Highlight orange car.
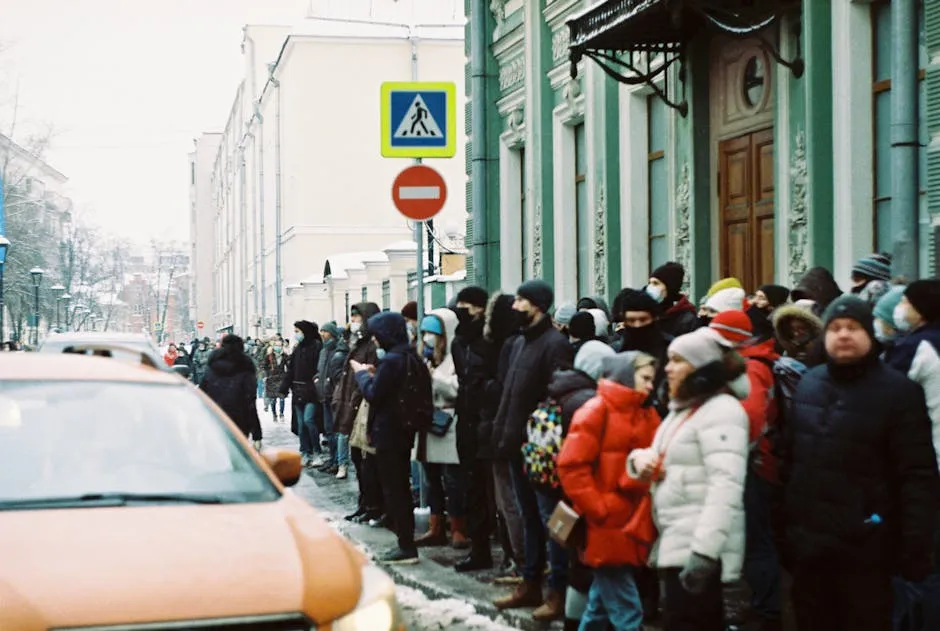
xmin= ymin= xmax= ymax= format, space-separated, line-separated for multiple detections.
xmin=0 ymin=354 xmax=405 ymax=631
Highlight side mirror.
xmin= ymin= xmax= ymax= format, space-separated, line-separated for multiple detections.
xmin=262 ymin=448 xmax=302 ymax=487
xmin=172 ymin=364 xmax=192 ymax=378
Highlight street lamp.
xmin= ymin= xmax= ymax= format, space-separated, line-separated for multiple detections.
xmin=29 ymin=267 xmax=43 ymax=345
xmin=61 ymin=293 xmax=72 ymax=330
xmin=0 ymin=236 xmax=10 ymax=343
xmin=50 ymin=284 xmax=65 ymax=332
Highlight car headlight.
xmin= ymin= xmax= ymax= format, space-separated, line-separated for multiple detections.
xmin=331 ymin=564 xmax=403 ymax=631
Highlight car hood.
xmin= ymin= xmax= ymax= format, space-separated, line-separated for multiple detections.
xmin=0 ymin=492 xmax=363 ymax=630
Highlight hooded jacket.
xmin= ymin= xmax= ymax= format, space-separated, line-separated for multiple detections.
xmin=627 ymin=356 xmax=750 ymax=582
xmin=772 ymin=304 xmax=825 ymax=367
xmin=200 ymin=341 xmax=262 ymax=440
xmin=558 ymin=354 xmax=661 ymax=568
xmin=333 ymin=302 xmax=381 ymax=436
xmin=353 ymin=311 xmax=417 ymax=453
xmin=413 ymin=308 xmax=460 ymax=465
xmin=476 ymin=294 xmax=518 ymax=459
xmin=546 ymin=369 xmax=598 ymax=435
xmin=452 ymin=307 xmax=498 ymax=463
xmin=315 ymin=332 xmax=339 ymax=402
xmin=791 ymin=267 xmax=843 ymax=316
xmin=279 ymin=321 xmax=321 ymax=403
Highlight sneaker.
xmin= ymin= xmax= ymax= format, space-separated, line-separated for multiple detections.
xmin=368 ymin=514 xmax=389 ymax=528
xmin=310 ymin=455 xmax=327 ymax=468
xmin=344 ymin=508 xmax=366 ymax=522
xmin=379 ymin=547 xmax=418 ymax=565
xmin=493 ymin=559 xmax=523 ymax=585
xmin=336 ymin=465 xmax=348 ymax=479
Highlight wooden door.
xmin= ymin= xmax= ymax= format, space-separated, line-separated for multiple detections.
xmin=718 ymin=128 xmax=775 ymax=291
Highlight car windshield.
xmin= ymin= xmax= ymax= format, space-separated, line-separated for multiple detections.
xmin=0 ymin=381 xmax=279 ymax=508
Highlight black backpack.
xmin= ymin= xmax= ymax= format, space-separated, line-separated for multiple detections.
xmin=398 ymin=351 xmax=434 ymax=434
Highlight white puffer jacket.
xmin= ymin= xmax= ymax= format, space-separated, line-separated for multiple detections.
xmin=412 ymin=308 xmax=460 ymax=465
xmin=630 ymin=392 xmax=749 ymax=582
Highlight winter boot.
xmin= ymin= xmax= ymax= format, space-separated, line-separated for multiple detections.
xmin=414 ymin=514 xmax=447 ymax=547
xmin=532 ymin=588 xmax=565 ymax=622
xmin=493 ymin=579 xmax=543 ymax=610
xmin=449 ymin=516 xmax=471 ymax=550
xmin=455 ymin=545 xmax=493 ymax=573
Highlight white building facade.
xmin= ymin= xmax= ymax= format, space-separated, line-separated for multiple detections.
xmin=205 ymin=0 xmax=467 ymax=336
xmin=188 ymin=133 xmax=222 ymax=334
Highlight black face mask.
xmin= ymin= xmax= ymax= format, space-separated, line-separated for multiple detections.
xmin=455 ymin=307 xmax=474 ymax=326
xmin=511 ymin=309 xmax=533 ymax=330
xmin=698 ymin=315 xmax=713 ymax=328
xmin=621 ymin=324 xmax=658 ymax=351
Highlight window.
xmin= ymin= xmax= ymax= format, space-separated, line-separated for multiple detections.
xmin=574 ymin=124 xmax=590 ymax=295
xmin=361 ymin=287 xmax=368 ymax=302
xmin=648 ymin=95 xmax=669 ymax=272
xmin=190 ymin=162 xmax=196 ymax=186
xmin=871 ymin=1 xmax=927 ymax=254
xmin=519 ymin=147 xmax=528 ymax=278
xmin=382 ymin=280 xmax=390 ymax=311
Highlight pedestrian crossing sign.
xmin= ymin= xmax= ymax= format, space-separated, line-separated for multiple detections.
xmin=381 ymin=81 xmax=457 ymax=158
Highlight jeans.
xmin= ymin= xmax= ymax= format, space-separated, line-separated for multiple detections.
xmin=322 ymin=404 xmax=336 ymax=466
xmin=465 ymin=459 xmax=497 ymax=556
xmin=743 ymin=469 xmax=781 ymax=621
xmin=422 ymin=462 xmax=466 ymax=517
xmin=265 ymin=397 xmax=285 ymax=417
xmin=492 ymin=460 xmax=525 ymax=563
xmin=580 ymin=566 xmax=644 ymax=631
xmin=376 ymin=448 xmax=415 ymax=551
xmin=509 ymin=457 xmax=568 ymax=590
xmin=295 ymin=402 xmax=320 ymax=456
xmin=256 ymin=378 xmax=264 ymax=399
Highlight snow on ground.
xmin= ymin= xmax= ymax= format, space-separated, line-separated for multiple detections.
xmin=395 ymin=584 xmax=520 ymax=631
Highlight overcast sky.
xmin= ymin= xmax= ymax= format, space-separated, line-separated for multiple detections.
xmin=0 ymin=0 xmax=306 ymax=243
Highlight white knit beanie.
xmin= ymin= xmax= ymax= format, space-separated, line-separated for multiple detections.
xmin=705 ymin=287 xmax=746 ymax=314
xmin=668 ymin=328 xmax=733 ymax=369
xmin=574 ymin=340 xmax=616 ymax=381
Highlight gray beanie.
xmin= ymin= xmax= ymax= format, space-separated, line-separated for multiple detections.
xmin=554 ymin=301 xmax=577 ymax=326
xmin=574 ymin=340 xmax=616 ymax=381
xmin=668 ymin=328 xmax=734 ymax=369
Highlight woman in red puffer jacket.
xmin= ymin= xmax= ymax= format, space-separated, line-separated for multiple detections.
xmin=558 ymin=351 xmax=661 ymax=631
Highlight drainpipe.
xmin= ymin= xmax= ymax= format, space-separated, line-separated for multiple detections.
xmin=257 ymin=106 xmax=267 ymax=334
xmin=246 ymin=31 xmax=261 ymax=334
xmin=470 ymin=0 xmax=489 ymax=288
xmin=272 ymin=71 xmax=284 ymax=334
xmin=891 ymin=0 xmax=920 ymax=280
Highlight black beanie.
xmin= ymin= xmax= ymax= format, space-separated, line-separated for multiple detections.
xmin=456 ymin=286 xmax=489 ymax=309
xmin=759 ymin=284 xmax=791 ymax=308
xmin=651 ymin=262 xmax=685 ymax=298
xmin=569 ymin=311 xmax=596 ymax=341
xmin=615 ymin=288 xmax=661 ymax=317
xmin=517 ymin=280 xmax=554 ymax=313
xmin=823 ymin=295 xmax=875 ymax=339
xmin=905 ymin=279 xmax=940 ymax=324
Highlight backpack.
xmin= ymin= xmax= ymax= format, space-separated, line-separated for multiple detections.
xmin=398 ymin=351 xmax=434 ymax=434
xmin=752 ymin=355 xmax=808 ymax=477
xmin=521 ymin=398 xmax=565 ymax=489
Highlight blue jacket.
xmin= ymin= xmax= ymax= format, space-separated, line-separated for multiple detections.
xmin=353 ymin=312 xmax=415 ymax=452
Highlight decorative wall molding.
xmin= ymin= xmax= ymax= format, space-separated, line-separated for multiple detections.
xmin=551 ymin=28 xmax=570 ymax=65
xmin=674 ymin=163 xmax=692 ymax=295
xmin=504 ymin=108 xmax=525 ymax=147
xmin=490 ymin=0 xmax=506 ymax=40
xmin=563 ymin=78 xmax=582 ymax=111
xmin=788 ymin=131 xmax=809 ymax=286
xmin=532 ymin=202 xmax=543 ymax=277
xmin=593 ymin=187 xmax=608 ymax=293
xmin=499 ymin=55 xmax=526 ymax=92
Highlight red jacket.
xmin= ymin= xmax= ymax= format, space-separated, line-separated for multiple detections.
xmin=739 ymin=339 xmax=779 ymax=444
xmin=557 ymin=379 xmax=661 ymax=568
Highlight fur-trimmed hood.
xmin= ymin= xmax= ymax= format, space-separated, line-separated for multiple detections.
xmin=484 ymin=293 xmax=516 ymax=344
xmin=773 ymin=304 xmax=824 ymax=359
xmin=672 ymin=351 xmax=748 ymax=409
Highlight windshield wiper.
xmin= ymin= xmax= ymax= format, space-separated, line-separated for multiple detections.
xmin=0 ymin=492 xmax=227 ymax=510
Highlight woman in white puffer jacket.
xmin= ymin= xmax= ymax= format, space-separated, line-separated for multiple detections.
xmin=627 ymin=327 xmax=749 ymax=631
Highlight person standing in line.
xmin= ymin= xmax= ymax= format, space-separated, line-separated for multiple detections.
xmin=315 ymin=321 xmax=343 ymax=475
xmin=279 ymin=321 xmax=322 ymax=468
xmin=200 ymin=334 xmax=263 ymax=449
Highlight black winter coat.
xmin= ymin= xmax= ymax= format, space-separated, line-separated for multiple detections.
xmin=477 ymin=332 xmax=520 ymax=460
xmin=315 ymin=338 xmax=338 ymax=402
xmin=280 ymin=336 xmax=321 ymax=404
xmin=492 ymin=316 xmax=574 ymax=460
xmin=780 ymin=357 xmax=938 ymax=578
xmin=200 ymin=348 xmax=262 ymax=440
xmin=452 ymin=317 xmax=498 ymax=463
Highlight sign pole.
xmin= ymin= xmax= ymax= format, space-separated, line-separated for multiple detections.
xmin=415 ymin=160 xmax=424 ymax=321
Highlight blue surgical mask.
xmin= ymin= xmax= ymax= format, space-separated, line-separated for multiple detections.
xmin=893 ymin=305 xmax=912 ymax=333
xmin=294 ymin=333 xmax=304 ymax=343
xmin=646 ymin=284 xmax=665 ymax=303
xmin=376 ymin=348 xmax=387 ymax=360
xmin=422 ymin=345 xmax=434 ymax=360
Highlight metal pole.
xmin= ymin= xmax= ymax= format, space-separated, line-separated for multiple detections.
xmin=470 ymin=0 xmax=490 ymax=288
xmin=411 ymin=28 xmax=425 ymax=321
xmin=257 ymin=111 xmax=267 ymax=335
xmin=0 ymin=265 xmax=5 ymax=342
xmin=33 ymin=285 xmax=39 ymax=345
xmin=274 ymin=79 xmax=284 ymax=335
xmin=891 ymin=0 xmax=920 ymax=280
xmin=55 ymin=299 xmax=60 ymax=331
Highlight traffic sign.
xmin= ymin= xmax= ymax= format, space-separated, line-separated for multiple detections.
xmin=392 ymin=165 xmax=447 ymax=221
xmin=197 ymin=321 xmax=205 ymax=330
xmin=381 ymin=82 xmax=457 ymax=158
xmin=153 ymin=322 xmax=162 ymax=332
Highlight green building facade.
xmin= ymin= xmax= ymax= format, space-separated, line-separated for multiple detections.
xmin=466 ymin=0 xmax=939 ymax=302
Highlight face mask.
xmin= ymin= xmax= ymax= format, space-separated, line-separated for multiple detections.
xmin=698 ymin=315 xmax=713 ymax=328
xmin=873 ymin=320 xmax=895 ymax=344
xmin=376 ymin=348 xmax=387 ymax=360
xmin=294 ymin=333 xmax=304 ymax=343
xmin=423 ymin=334 xmax=438 ymax=348
xmin=894 ymin=305 xmax=912 ymax=332
xmin=422 ymin=345 xmax=435 ymax=360
xmin=455 ymin=307 xmax=473 ymax=325
xmin=645 ymin=285 xmax=665 ymax=304
xmin=350 ymin=322 xmax=362 ymax=334
xmin=274 ymin=346 xmax=282 ymax=354
xmin=512 ymin=309 xmax=533 ymax=330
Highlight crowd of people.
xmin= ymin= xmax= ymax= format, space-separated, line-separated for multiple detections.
xmin=180 ymin=252 xmax=940 ymax=631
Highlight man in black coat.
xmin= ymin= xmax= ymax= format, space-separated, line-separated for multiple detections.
xmin=491 ymin=280 xmax=573 ymax=617
xmin=781 ymin=295 xmax=938 ymax=631
xmin=315 ymin=321 xmax=343 ymax=475
xmin=200 ymin=334 xmax=262 ymax=448
xmin=451 ymin=286 xmax=499 ymax=572
xmin=280 ymin=320 xmax=322 ymax=468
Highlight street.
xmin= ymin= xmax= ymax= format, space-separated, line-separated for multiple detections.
xmin=258 ymin=405 xmax=548 ymax=631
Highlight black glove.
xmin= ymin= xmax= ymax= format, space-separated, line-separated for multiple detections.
xmin=679 ymin=552 xmax=720 ymax=595
xmin=722 ymin=579 xmax=751 ymax=626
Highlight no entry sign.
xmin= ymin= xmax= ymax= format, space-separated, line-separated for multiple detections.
xmin=392 ymin=165 xmax=447 ymax=221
